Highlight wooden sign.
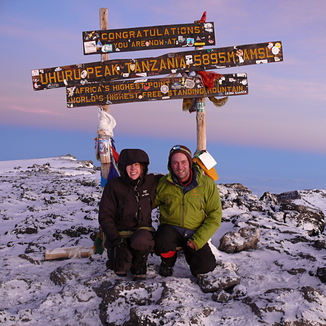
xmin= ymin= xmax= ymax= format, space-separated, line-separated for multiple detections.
xmin=66 ymin=73 xmax=248 ymax=107
xmin=32 ymin=41 xmax=282 ymax=91
xmin=82 ymin=22 xmax=215 ymax=54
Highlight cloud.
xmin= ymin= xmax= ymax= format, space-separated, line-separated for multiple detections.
xmin=7 ymin=105 xmax=64 ymax=116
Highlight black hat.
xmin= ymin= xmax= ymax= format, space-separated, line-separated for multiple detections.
xmin=168 ymin=145 xmax=193 ymax=169
xmin=118 ymin=148 xmax=149 ymax=177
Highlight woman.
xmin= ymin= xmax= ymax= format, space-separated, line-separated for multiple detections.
xmin=99 ymin=148 xmax=160 ymax=280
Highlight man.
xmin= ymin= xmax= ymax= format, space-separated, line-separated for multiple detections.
xmin=154 ymin=145 xmax=222 ymax=277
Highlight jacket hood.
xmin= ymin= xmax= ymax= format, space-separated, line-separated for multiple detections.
xmin=118 ymin=149 xmax=149 ymax=180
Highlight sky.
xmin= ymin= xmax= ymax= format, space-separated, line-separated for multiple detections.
xmin=0 ymin=0 xmax=325 ymax=196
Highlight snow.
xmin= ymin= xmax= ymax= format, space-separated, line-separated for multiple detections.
xmin=0 ymin=155 xmax=325 ymax=325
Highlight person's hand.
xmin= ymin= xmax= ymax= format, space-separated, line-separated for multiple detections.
xmin=187 ymin=240 xmax=195 ymax=249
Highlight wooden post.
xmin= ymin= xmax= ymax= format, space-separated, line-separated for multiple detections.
xmin=98 ymin=8 xmax=111 ymax=181
xmin=196 ymin=98 xmax=206 ymax=151
xmin=195 ymin=15 xmax=206 ymax=153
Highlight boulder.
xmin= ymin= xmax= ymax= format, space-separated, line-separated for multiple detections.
xmin=219 ymin=226 xmax=260 ymax=253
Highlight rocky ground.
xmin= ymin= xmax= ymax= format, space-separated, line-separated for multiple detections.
xmin=0 ymin=155 xmax=325 ymax=325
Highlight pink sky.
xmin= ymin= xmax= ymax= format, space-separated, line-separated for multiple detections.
xmin=0 ymin=0 xmax=325 ymax=195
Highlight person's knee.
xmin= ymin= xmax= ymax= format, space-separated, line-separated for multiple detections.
xmin=130 ymin=229 xmax=154 ymax=251
xmin=154 ymin=225 xmax=180 ymax=254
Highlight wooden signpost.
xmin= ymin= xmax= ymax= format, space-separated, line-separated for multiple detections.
xmin=31 ymin=8 xmax=283 ymax=182
xmin=32 ymin=41 xmax=282 ymax=91
xmin=66 ymin=73 xmax=248 ymax=107
xmin=83 ymin=22 xmax=215 ymax=54
xmin=98 ymin=8 xmax=111 ymax=180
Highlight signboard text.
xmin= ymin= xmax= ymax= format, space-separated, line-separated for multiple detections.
xmin=66 ymin=73 xmax=248 ymax=107
xmin=32 ymin=41 xmax=282 ymax=91
xmin=83 ymin=22 xmax=215 ymax=54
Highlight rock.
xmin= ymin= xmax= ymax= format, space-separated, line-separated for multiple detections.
xmin=99 ymin=279 xmax=215 ymax=325
xmin=232 ymin=284 xmax=247 ymax=298
xmin=282 ymin=204 xmax=325 ymax=236
xmin=243 ymin=286 xmax=326 ymax=325
xmin=316 ymin=267 xmax=326 ymax=283
xmin=1 ymin=159 xmax=326 ymax=326
xmin=18 ymin=254 xmax=41 ymax=265
xmin=219 ymin=226 xmax=260 ymax=253
xmin=197 ymin=264 xmax=241 ymax=293
xmin=276 ymin=190 xmax=301 ymax=201
xmin=211 ymin=289 xmax=231 ymax=302
xmin=313 ymin=240 xmax=326 ymax=250
xmin=260 ymin=191 xmax=278 ymax=205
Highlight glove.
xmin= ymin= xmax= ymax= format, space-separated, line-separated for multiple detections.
xmin=112 ymin=241 xmax=132 ymax=272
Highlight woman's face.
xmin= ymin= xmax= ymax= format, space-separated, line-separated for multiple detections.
xmin=126 ymin=163 xmax=143 ymax=180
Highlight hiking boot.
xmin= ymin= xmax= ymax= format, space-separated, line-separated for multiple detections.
xmin=115 ymin=271 xmax=127 ymax=277
xmin=133 ymin=274 xmax=146 ymax=281
xmin=159 ymin=263 xmax=173 ymax=277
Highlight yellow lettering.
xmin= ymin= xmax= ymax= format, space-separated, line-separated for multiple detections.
xmin=186 ymin=26 xmax=194 ymax=34
xmin=159 ymin=58 xmax=167 ymax=70
xmin=65 ymin=70 xmax=73 ymax=81
xmin=86 ymin=67 xmax=94 ymax=78
xmin=258 ymin=48 xmax=265 ymax=59
xmin=73 ymin=69 xmax=81 ymax=80
xmin=56 ymin=71 xmax=64 ymax=82
xmin=111 ymin=64 xmax=120 ymax=75
xmin=166 ymin=57 xmax=176 ymax=69
xmin=243 ymin=49 xmax=250 ymax=60
xmin=179 ymin=57 xmax=186 ymax=68
xmin=150 ymin=59 xmax=158 ymax=71
xmin=134 ymin=61 xmax=141 ymax=72
xmin=104 ymin=65 xmax=112 ymax=76
xmin=218 ymin=52 xmax=226 ymax=63
xmin=249 ymin=48 xmax=258 ymax=60
xmin=40 ymin=73 xmax=48 ymax=84
xmin=202 ymin=53 xmax=210 ymax=65
xmin=95 ymin=66 xmax=103 ymax=78
xmin=48 ymin=73 xmax=57 ymax=83
xmin=227 ymin=51 xmax=235 ymax=63
xmin=141 ymin=60 xmax=150 ymax=72
xmin=193 ymin=54 xmax=202 ymax=66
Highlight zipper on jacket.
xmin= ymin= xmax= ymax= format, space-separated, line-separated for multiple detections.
xmin=181 ymin=192 xmax=185 ymax=228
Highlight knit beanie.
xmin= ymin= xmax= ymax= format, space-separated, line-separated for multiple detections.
xmin=168 ymin=145 xmax=193 ymax=169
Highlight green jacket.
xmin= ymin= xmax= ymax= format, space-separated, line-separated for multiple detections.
xmin=154 ymin=165 xmax=222 ymax=250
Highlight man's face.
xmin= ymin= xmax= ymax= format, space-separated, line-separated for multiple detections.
xmin=171 ymin=153 xmax=190 ymax=182
xmin=126 ymin=163 xmax=142 ymax=180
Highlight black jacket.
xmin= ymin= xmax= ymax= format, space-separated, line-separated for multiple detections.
xmin=98 ymin=149 xmax=160 ymax=247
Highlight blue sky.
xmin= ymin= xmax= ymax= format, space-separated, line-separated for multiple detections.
xmin=0 ymin=0 xmax=325 ymax=196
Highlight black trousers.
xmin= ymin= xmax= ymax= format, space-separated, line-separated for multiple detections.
xmin=106 ymin=229 xmax=154 ymax=275
xmin=154 ymin=224 xmax=216 ymax=275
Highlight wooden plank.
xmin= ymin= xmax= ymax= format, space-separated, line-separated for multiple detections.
xmin=98 ymin=8 xmax=111 ymax=171
xmin=66 ymin=73 xmax=248 ymax=107
xmin=32 ymin=41 xmax=282 ymax=91
xmin=82 ymin=22 xmax=215 ymax=54
xmin=44 ymin=246 xmax=93 ymax=260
